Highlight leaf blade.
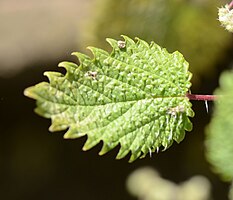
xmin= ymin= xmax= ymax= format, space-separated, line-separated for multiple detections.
xmin=24 ymin=36 xmax=193 ymax=161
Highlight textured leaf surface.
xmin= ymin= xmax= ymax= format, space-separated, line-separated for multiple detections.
xmin=24 ymin=36 xmax=194 ymax=162
xmin=206 ymin=71 xmax=233 ymax=180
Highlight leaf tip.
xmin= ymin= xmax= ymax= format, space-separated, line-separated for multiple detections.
xmin=43 ymin=71 xmax=51 ymax=78
xmin=23 ymin=85 xmax=38 ymax=100
xmin=82 ymin=146 xmax=89 ymax=151
xmin=106 ymin=38 xmax=118 ymax=49
xmin=71 ymin=52 xmax=79 ymax=57
xmin=58 ymin=61 xmax=66 ymax=68
xmin=58 ymin=61 xmax=78 ymax=69
xmin=23 ymin=87 xmax=31 ymax=97
xmin=63 ymin=133 xmax=70 ymax=139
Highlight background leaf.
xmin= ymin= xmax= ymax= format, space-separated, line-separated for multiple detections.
xmin=206 ymin=70 xmax=233 ymax=181
xmin=24 ymin=36 xmax=194 ymax=162
xmin=80 ymin=0 xmax=232 ymax=85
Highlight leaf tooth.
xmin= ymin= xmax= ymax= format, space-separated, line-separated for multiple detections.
xmin=106 ymin=38 xmax=119 ymax=50
xmin=149 ymin=41 xmax=162 ymax=50
xmin=49 ymin=123 xmax=67 ymax=132
xmin=161 ymin=137 xmax=173 ymax=151
xmin=184 ymin=117 xmax=193 ymax=131
xmin=140 ymin=147 xmax=155 ymax=159
xmin=82 ymin=135 xmax=101 ymax=151
xmin=135 ymin=37 xmax=150 ymax=49
xmin=58 ymin=61 xmax=79 ymax=72
xmin=129 ymin=150 xmax=142 ymax=163
xmin=24 ymin=85 xmax=37 ymax=99
xmin=173 ymin=51 xmax=191 ymax=74
xmin=186 ymin=104 xmax=195 ymax=117
xmin=34 ymin=106 xmax=51 ymax=118
xmin=140 ymin=139 xmax=155 ymax=158
xmin=49 ymin=116 xmax=69 ymax=132
xmin=116 ymin=146 xmax=131 ymax=160
xmin=71 ymin=52 xmax=91 ymax=65
xmin=64 ymin=126 xmax=86 ymax=139
xmin=99 ymin=141 xmax=118 ymax=156
xmin=43 ymin=71 xmax=63 ymax=83
xmin=24 ymin=82 xmax=48 ymax=100
xmin=173 ymin=128 xmax=184 ymax=143
xmin=187 ymin=71 xmax=193 ymax=83
xmin=44 ymin=71 xmax=63 ymax=77
xmin=121 ymin=35 xmax=135 ymax=45
xmin=140 ymin=145 xmax=153 ymax=159
xmin=87 ymin=46 xmax=109 ymax=60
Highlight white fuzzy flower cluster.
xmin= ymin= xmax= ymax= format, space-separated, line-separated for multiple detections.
xmin=218 ymin=5 xmax=233 ymax=33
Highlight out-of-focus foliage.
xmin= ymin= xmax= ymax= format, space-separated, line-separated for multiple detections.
xmin=206 ymin=70 xmax=233 ymax=181
xmin=80 ymin=0 xmax=232 ymax=84
xmin=126 ymin=167 xmax=211 ymax=200
xmin=229 ymin=181 xmax=233 ymax=200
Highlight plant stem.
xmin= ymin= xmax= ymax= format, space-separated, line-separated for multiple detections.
xmin=229 ymin=0 xmax=233 ymax=9
xmin=186 ymin=93 xmax=217 ymax=101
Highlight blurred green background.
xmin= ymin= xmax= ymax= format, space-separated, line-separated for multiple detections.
xmin=1 ymin=0 xmax=233 ymax=199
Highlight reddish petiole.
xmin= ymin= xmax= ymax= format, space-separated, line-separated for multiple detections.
xmin=186 ymin=93 xmax=217 ymax=101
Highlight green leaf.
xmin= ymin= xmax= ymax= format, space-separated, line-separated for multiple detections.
xmin=24 ymin=36 xmax=194 ymax=162
xmin=206 ymin=70 xmax=233 ymax=181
